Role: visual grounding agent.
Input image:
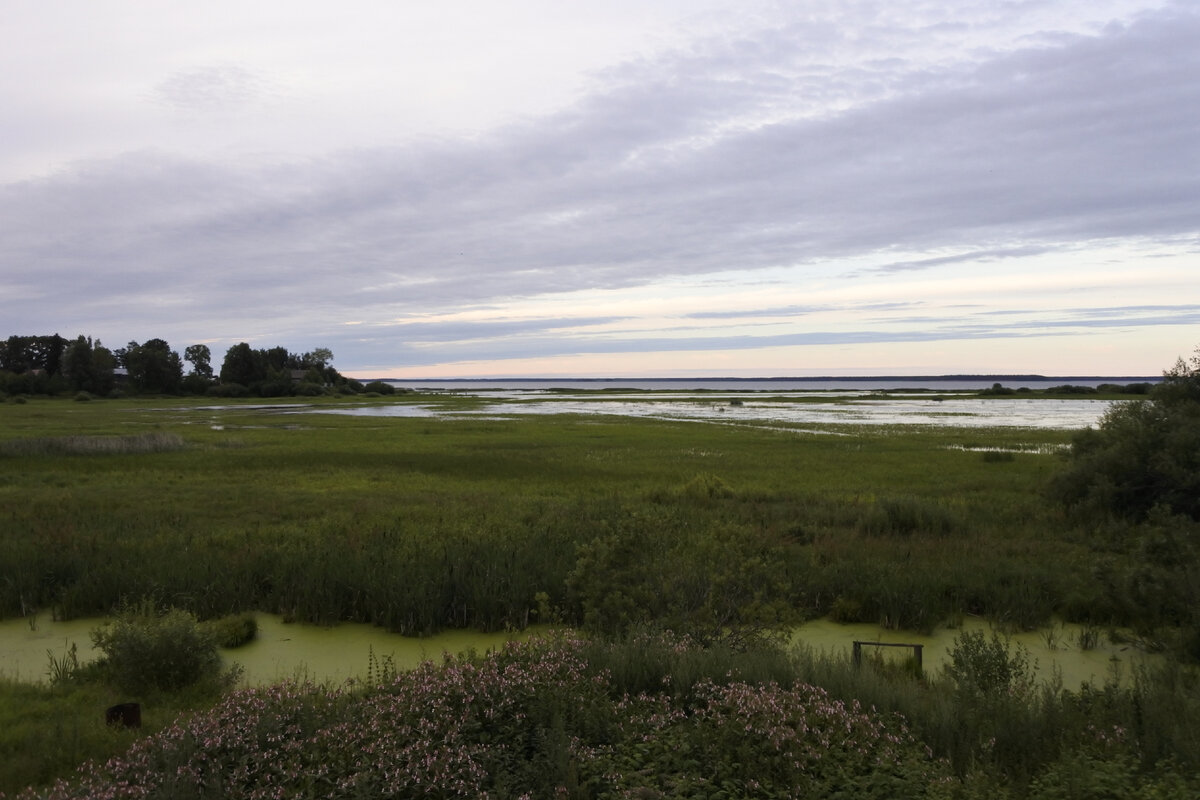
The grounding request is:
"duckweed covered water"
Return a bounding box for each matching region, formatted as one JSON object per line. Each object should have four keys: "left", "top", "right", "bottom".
{"left": 0, "top": 613, "right": 539, "bottom": 687}
{"left": 2, "top": 612, "right": 1156, "bottom": 689}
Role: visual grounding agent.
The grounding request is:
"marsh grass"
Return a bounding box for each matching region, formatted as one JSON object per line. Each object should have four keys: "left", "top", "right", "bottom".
{"left": 0, "top": 398, "right": 1087, "bottom": 635}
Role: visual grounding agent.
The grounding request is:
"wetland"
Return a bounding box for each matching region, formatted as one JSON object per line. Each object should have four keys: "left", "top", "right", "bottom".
{"left": 1, "top": 384, "right": 1197, "bottom": 798}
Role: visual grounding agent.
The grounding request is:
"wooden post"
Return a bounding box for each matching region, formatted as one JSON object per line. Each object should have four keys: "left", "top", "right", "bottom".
{"left": 851, "top": 641, "right": 923, "bottom": 673}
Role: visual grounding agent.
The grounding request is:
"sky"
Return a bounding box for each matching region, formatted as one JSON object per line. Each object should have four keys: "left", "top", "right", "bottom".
{"left": 2, "top": 0, "right": 1198, "bottom": 379}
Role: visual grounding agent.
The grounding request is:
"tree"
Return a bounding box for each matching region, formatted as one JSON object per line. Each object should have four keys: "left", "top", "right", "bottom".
{"left": 1051, "top": 346, "right": 1200, "bottom": 521}
{"left": 302, "top": 348, "right": 333, "bottom": 370}
{"left": 219, "top": 342, "right": 265, "bottom": 388}
{"left": 125, "top": 339, "right": 183, "bottom": 394}
{"left": 63, "top": 335, "right": 115, "bottom": 394}
{"left": 1, "top": 334, "right": 67, "bottom": 374}
{"left": 184, "top": 344, "right": 213, "bottom": 379}
{"left": 263, "top": 346, "right": 291, "bottom": 372}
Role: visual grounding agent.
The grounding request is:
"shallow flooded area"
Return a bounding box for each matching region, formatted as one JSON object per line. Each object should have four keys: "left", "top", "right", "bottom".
{"left": 308, "top": 392, "right": 1114, "bottom": 430}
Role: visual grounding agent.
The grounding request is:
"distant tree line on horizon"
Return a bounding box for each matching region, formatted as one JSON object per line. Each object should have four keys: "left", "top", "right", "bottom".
{"left": 0, "top": 333, "right": 397, "bottom": 398}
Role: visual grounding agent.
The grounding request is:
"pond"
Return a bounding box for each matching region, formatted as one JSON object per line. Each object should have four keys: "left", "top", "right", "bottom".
{"left": 1, "top": 613, "right": 1155, "bottom": 690}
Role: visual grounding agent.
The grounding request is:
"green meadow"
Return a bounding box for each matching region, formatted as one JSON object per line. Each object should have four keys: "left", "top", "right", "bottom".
{"left": 1, "top": 394, "right": 1198, "bottom": 797}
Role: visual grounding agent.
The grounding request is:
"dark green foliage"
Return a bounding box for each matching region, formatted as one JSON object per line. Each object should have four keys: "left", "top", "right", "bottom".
{"left": 1051, "top": 348, "right": 1200, "bottom": 522}
{"left": 0, "top": 334, "right": 67, "bottom": 375}
{"left": 361, "top": 379, "right": 396, "bottom": 394}
{"left": 183, "top": 344, "right": 212, "bottom": 379}
{"left": 62, "top": 336, "right": 115, "bottom": 395}
{"left": 219, "top": 342, "right": 264, "bottom": 387}
{"left": 124, "top": 339, "right": 184, "bottom": 394}
{"left": 219, "top": 342, "right": 348, "bottom": 397}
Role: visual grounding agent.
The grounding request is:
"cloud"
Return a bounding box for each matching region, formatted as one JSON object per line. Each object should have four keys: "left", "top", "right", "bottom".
{"left": 864, "top": 246, "right": 1058, "bottom": 275}
{"left": 1, "top": 1, "right": 1197, "bottom": 373}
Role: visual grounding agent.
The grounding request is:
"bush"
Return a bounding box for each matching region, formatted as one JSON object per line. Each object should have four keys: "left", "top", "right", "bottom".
{"left": 944, "top": 630, "right": 1034, "bottom": 698}
{"left": 89, "top": 601, "right": 230, "bottom": 694}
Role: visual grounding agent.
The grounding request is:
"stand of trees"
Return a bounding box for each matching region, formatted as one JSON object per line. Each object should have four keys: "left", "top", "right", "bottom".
{"left": 1051, "top": 346, "right": 1200, "bottom": 522}
{"left": 0, "top": 333, "right": 371, "bottom": 398}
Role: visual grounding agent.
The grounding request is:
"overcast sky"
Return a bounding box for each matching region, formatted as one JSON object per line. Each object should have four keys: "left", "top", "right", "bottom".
{"left": 3, "top": 0, "right": 1198, "bottom": 378}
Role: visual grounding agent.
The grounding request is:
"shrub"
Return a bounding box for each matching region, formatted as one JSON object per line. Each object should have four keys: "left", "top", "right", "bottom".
{"left": 944, "top": 630, "right": 1034, "bottom": 698}
{"left": 89, "top": 601, "right": 229, "bottom": 694}
{"left": 361, "top": 380, "right": 396, "bottom": 394}
{"left": 206, "top": 382, "right": 249, "bottom": 398}
{"left": 200, "top": 612, "right": 258, "bottom": 648}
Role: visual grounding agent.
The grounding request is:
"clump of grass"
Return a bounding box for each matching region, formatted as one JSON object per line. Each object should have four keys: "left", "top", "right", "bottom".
{"left": 200, "top": 612, "right": 258, "bottom": 648}
{"left": 0, "top": 432, "right": 184, "bottom": 457}
{"left": 859, "top": 495, "right": 961, "bottom": 537}
{"left": 677, "top": 472, "right": 735, "bottom": 500}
